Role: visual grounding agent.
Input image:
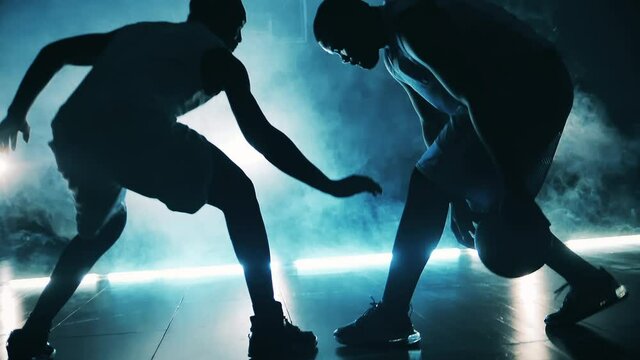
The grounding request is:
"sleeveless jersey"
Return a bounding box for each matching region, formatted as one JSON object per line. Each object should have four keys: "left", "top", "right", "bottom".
{"left": 53, "top": 21, "right": 226, "bottom": 131}
{"left": 382, "top": 0, "right": 467, "bottom": 116}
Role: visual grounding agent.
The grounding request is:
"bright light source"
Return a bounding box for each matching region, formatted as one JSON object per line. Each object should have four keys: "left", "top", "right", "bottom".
{"left": 220, "top": 140, "right": 265, "bottom": 168}
{"left": 9, "top": 277, "right": 51, "bottom": 288}
{"left": 9, "top": 274, "right": 99, "bottom": 289}
{"left": 80, "top": 273, "right": 101, "bottom": 285}
{"left": 106, "top": 264, "right": 244, "bottom": 283}
{"left": 5, "top": 234, "right": 640, "bottom": 286}
{"left": 0, "top": 155, "right": 9, "bottom": 176}
{"left": 1, "top": 284, "right": 23, "bottom": 333}
{"left": 566, "top": 234, "right": 640, "bottom": 251}
{"left": 294, "top": 248, "right": 464, "bottom": 272}
{"left": 430, "top": 248, "right": 462, "bottom": 260}
{"left": 294, "top": 253, "right": 392, "bottom": 272}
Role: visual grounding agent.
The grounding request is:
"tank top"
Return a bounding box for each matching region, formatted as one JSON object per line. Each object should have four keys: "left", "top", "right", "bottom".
{"left": 382, "top": 0, "right": 467, "bottom": 116}
{"left": 54, "top": 21, "right": 226, "bottom": 130}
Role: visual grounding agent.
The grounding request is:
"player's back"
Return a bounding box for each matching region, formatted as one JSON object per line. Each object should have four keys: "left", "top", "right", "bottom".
{"left": 53, "top": 21, "right": 226, "bottom": 133}
{"left": 394, "top": 0, "right": 560, "bottom": 79}
{"left": 435, "top": 0, "right": 560, "bottom": 74}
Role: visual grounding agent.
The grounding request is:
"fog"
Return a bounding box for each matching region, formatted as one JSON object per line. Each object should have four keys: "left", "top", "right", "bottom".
{"left": 0, "top": 0, "right": 637, "bottom": 275}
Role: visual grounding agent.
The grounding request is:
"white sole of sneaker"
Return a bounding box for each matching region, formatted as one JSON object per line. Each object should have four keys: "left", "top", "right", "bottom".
{"left": 335, "top": 329, "right": 422, "bottom": 347}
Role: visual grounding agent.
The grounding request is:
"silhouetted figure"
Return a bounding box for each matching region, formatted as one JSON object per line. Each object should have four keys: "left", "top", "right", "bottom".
{"left": 0, "top": 0, "right": 382, "bottom": 358}
{"left": 313, "top": 0, "right": 628, "bottom": 346}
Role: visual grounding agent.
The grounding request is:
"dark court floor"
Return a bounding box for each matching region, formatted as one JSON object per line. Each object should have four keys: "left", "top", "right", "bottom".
{"left": 1, "top": 246, "right": 639, "bottom": 360}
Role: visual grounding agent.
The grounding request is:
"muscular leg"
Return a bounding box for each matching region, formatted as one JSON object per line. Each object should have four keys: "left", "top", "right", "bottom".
{"left": 207, "top": 147, "right": 275, "bottom": 316}
{"left": 22, "top": 209, "right": 127, "bottom": 335}
{"left": 545, "top": 233, "right": 600, "bottom": 287}
{"left": 542, "top": 222, "right": 627, "bottom": 326}
{"left": 382, "top": 169, "right": 450, "bottom": 313}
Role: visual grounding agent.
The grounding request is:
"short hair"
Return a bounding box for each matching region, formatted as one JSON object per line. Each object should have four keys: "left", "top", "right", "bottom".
{"left": 189, "top": 0, "right": 246, "bottom": 27}
{"left": 313, "top": 0, "right": 370, "bottom": 42}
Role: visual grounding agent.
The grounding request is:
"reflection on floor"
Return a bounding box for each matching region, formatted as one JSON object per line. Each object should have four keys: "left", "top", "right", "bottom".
{"left": 1, "top": 248, "right": 639, "bottom": 360}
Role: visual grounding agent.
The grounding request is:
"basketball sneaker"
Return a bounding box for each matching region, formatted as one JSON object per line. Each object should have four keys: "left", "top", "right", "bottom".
{"left": 6, "top": 329, "right": 56, "bottom": 360}
{"left": 334, "top": 298, "right": 421, "bottom": 347}
{"left": 248, "top": 301, "right": 317, "bottom": 359}
{"left": 545, "top": 268, "right": 628, "bottom": 326}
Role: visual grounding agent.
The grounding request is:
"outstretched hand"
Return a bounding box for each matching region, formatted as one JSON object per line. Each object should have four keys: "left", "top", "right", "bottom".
{"left": 0, "top": 113, "right": 30, "bottom": 152}
{"left": 328, "top": 175, "right": 383, "bottom": 198}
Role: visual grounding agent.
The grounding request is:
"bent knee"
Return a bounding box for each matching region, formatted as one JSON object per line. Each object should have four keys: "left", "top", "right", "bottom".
{"left": 79, "top": 205, "right": 127, "bottom": 244}
{"left": 100, "top": 207, "right": 127, "bottom": 241}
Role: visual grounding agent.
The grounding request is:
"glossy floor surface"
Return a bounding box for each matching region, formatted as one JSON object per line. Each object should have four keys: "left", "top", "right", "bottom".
{"left": 1, "top": 247, "right": 639, "bottom": 360}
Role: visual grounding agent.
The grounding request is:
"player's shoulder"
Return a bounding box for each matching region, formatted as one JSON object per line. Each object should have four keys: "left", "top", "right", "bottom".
{"left": 202, "top": 47, "right": 238, "bottom": 67}
{"left": 103, "top": 21, "right": 174, "bottom": 40}
{"left": 391, "top": 1, "right": 450, "bottom": 51}
{"left": 201, "top": 48, "right": 246, "bottom": 80}
{"left": 115, "top": 21, "right": 171, "bottom": 32}
{"left": 392, "top": 0, "right": 446, "bottom": 35}
{"left": 200, "top": 48, "right": 249, "bottom": 94}
{"left": 116, "top": 21, "right": 214, "bottom": 37}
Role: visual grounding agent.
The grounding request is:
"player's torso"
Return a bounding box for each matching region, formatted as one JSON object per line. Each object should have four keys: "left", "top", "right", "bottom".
{"left": 439, "top": 0, "right": 559, "bottom": 69}
{"left": 384, "top": 46, "right": 467, "bottom": 116}
{"left": 57, "top": 21, "right": 226, "bottom": 124}
{"left": 383, "top": 0, "right": 467, "bottom": 115}
{"left": 383, "top": 0, "right": 561, "bottom": 114}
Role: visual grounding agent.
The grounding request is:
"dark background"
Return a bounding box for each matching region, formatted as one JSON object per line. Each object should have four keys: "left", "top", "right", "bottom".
{"left": 0, "top": 0, "right": 638, "bottom": 275}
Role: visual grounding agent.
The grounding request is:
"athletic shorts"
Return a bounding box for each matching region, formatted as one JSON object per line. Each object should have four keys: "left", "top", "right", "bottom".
{"left": 416, "top": 115, "right": 561, "bottom": 213}
{"left": 50, "top": 120, "right": 215, "bottom": 238}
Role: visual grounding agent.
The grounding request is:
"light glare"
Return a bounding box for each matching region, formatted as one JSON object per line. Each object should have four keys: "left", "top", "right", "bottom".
{"left": 9, "top": 274, "right": 99, "bottom": 289}
{"left": 294, "top": 253, "right": 392, "bottom": 271}
{"left": 294, "top": 248, "right": 463, "bottom": 272}
{"left": 0, "top": 155, "right": 8, "bottom": 176}
{"left": 4, "top": 234, "right": 639, "bottom": 286}
{"left": 107, "top": 264, "right": 244, "bottom": 283}
{"left": 565, "top": 234, "right": 640, "bottom": 251}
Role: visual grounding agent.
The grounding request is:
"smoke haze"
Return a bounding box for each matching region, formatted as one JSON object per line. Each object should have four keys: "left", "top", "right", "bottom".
{"left": 0, "top": 0, "right": 638, "bottom": 275}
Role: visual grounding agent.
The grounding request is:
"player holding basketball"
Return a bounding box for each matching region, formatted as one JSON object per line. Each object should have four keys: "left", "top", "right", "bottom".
{"left": 313, "top": 0, "right": 628, "bottom": 346}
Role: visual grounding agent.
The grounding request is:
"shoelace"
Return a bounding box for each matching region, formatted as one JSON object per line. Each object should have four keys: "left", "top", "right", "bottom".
{"left": 362, "top": 296, "right": 413, "bottom": 318}
{"left": 283, "top": 316, "right": 303, "bottom": 332}
{"left": 369, "top": 296, "right": 381, "bottom": 308}
{"left": 248, "top": 316, "right": 301, "bottom": 340}
{"left": 360, "top": 296, "right": 382, "bottom": 317}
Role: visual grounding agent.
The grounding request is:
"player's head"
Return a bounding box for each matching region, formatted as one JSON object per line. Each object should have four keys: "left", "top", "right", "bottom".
{"left": 314, "top": 0, "right": 386, "bottom": 69}
{"left": 189, "top": 0, "right": 246, "bottom": 51}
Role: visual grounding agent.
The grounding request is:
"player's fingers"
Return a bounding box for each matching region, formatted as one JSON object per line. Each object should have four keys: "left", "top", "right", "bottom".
{"left": 358, "top": 176, "right": 382, "bottom": 195}
{"left": 361, "top": 181, "right": 378, "bottom": 196}
{"left": 22, "top": 124, "right": 31, "bottom": 143}
{"left": 10, "top": 132, "right": 18, "bottom": 151}
{"left": 0, "top": 132, "right": 7, "bottom": 148}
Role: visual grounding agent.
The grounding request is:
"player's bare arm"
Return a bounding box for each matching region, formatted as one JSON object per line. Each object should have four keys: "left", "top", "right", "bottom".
{"left": 203, "top": 48, "right": 382, "bottom": 198}
{"left": 400, "top": 81, "right": 476, "bottom": 245}
{"left": 397, "top": 4, "right": 475, "bottom": 106}
{"left": 0, "top": 32, "right": 115, "bottom": 151}
{"left": 399, "top": 83, "right": 449, "bottom": 147}
{"left": 398, "top": 5, "right": 518, "bottom": 191}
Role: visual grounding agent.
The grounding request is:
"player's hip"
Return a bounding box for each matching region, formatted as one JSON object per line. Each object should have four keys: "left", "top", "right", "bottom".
{"left": 50, "top": 122, "right": 216, "bottom": 214}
